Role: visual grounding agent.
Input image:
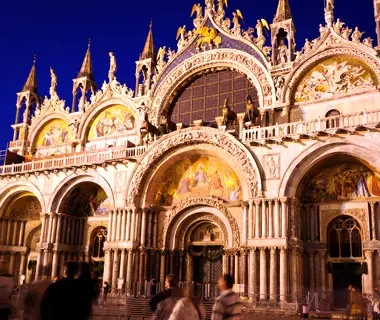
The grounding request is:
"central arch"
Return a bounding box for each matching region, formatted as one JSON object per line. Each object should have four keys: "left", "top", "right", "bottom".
{"left": 126, "top": 127, "right": 262, "bottom": 206}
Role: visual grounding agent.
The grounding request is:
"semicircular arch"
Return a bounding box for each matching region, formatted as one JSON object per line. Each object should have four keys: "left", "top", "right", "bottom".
{"left": 283, "top": 47, "right": 380, "bottom": 105}
{"left": 48, "top": 172, "right": 115, "bottom": 213}
{"left": 279, "top": 139, "right": 380, "bottom": 198}
{"left": 78, "top": 97, "right": 141, "bottom": 143}
{"left": 150, "top": 48, "right": 275, "bottom": 126}
{"left": 0, "top": 181, "right": 46, "bottom": 216}
{"left": 126, "top": 127, "right": 262, "bottom": 206}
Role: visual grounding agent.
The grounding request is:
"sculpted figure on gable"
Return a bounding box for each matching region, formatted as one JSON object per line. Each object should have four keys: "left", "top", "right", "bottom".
{"left": 295, "top": 56, "right": 377, "bottom": 103}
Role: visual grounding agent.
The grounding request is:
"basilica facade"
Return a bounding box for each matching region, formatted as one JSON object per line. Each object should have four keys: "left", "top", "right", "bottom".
{"left": 1, "top": 0, "right": 380, "bottom": 311}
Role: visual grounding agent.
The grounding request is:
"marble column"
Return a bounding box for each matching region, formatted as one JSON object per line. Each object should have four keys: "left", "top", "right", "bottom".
{"left": 270, "top": 248, "right": 277, "bottom": 301}
{"left": 314, "top": 205, "right": 319, "bottom": 241}
{"left": 130, "top": 209, "right": 136, "bottom": 242}
{"left": 291, "top": 248, "right": 299, "bottom": 300}
{"left": 280, "top": 248, "right": 288, "bottom": 302}
{"left": 6, "top": 220, "right": 12, "bottom": 245}
{"left": 186, "top": 253, "right": 193, "bottom": 282}
{"left": 141, "top": 209, "right": 147, "bottom": 246}
{"left": 242, "top": 202, "right": 248, "bottom": 244}
{"left": 281, "top": 198, "right": 288, "bottom": 238}
{"left": 125, "top": 209, "right": 131, "bottom": 241}
{"left": 262, "top": 200, "right": 267, "bottom": 238}
{"left": 112, "top": 249, "right": 120, "bottom": 291}
{"left": 160, "top": 252, "right": 166, "bottom": 288}
{"left": 103, "top": 249, "right": 112, "bottom": 284}
{"left": 19, "top": 253, "right": 27, "bottom": 284}
{"left": 248, "top": 200, "right": 254, "bottom": 239}
{"left": 152, "top": 212, "right": 157, "bottom": 248}
{"left": 55, "top": 215, "right": 62, "bottom": 244}
{"left": 242, "top": 251, "right": 248, "bottom": 296}
{"left": 274, "top": 199, "right": 280, "bottom": 238}
{"left": 268, "top": 200, "right": 274, "bottom": 238}
{"left": 12, "top": 221, "right": 18, "bottom": 245}
{"left": 0, "top": 219, "right": 6, "bottom": 244}
{"left": 234, "top": 253, "right": 239, "bottom": 285}
{"left": 126, "top": 250, "right": 134, "bottom": 292}
{"left": 51, "top": 251, "right": 60, "bottom": 279}
{"left": 259, "top": 248, "right": 267, "bottom": 300}
{"left": 254, "top": 200, "right": 261, "bottom": 238}
{"left": 40, "top": 214, "right": 47, "bottom": 243}
{"left": 370, "top": 202, "right": 377, "bottom": 240}
{"left": 309, "top": 251, "right": 315, "bottom": 292}
{"left": 147, "top": 211, "right": 152, "bottom": 247}
{"left": 249, "top": 249, "right": 257, "bottom": 299}
{"left": 222, "top": 255, "right": 228, "bottom": 274}
{"left": 319, "top": 250, "right": 327, "bottom": 297}
{"left": 35, "top": 250, "right": 43, "bottom": 281}
{"left": 115, "top": 211, "right": 121, "bottom": 241}
{"left": 50, "top": 214, "right": 57, "bottom": 245}
{"left": 9, "top": 253, "right": 16, "bottom": 275}
{"left": 107, "top": 211, "right": 113, "bottom": 242}
{"left": 119, "top": 249, "right": 126, "bottom": 281}
{"left": 47, "top": 215, "right": 53, "bottom": 244}
{"left": 61, "top": 216, "right": 67, "bottom": 244}
{"left": 365, "top": 250, "right": 374, "bottom": 294}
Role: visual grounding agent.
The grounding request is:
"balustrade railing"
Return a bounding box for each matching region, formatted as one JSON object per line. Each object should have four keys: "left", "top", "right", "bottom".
{"left": 243, "top": 109, "right": 380, "bottom": 143}
{"left": 0, "top": 146, "right": 147, "bottom": 176}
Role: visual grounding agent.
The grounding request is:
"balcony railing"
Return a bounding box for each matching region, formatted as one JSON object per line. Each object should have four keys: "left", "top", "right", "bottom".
{"left": 0, "top": 146, "right": 147, "bottom": 176}
{"left": 243, "top": 109, "right": 380, "bottom": 143}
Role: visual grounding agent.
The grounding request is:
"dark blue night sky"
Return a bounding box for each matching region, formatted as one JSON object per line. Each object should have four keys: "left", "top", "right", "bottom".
{"left": 0, "top": 0, "right": 376, "bottom": 151}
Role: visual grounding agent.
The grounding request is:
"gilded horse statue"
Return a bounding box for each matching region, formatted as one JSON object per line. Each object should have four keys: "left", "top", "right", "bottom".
{"left": 196, "top": 27, "right": 222, "bottom": 50}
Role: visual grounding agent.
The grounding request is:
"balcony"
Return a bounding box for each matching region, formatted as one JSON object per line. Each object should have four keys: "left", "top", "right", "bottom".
{"left": 243, "top": 109, "right": 380, "bottom": 144}
{"left": 0, "top": 146, "right": 147, "bottom": 176}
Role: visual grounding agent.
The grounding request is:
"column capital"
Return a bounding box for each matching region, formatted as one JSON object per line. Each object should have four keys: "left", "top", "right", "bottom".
{"left": 280, "top": 247, "right": 288, "bottom": 253}
{"left": 260, "top": 247, "right": 267, "bottom": 253}
{"left": 254, "top": 199, "right": 262, "bottom": 206}
{"left": 369, "top": 201, "right": 377, "bottom": 208}
{"left": 270, "top": 248, "right": 277, "bottom": 255}
{"left": 280, "top": 197, "right": 289, "bottom": 204}
{"left": 365, "top": 250, "right": 374, "bottom": 258}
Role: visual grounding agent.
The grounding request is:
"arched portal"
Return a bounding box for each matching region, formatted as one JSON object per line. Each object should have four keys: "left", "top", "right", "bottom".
{"left": 0, "top": 191, "right": 42, "bottom": 282}
{"left": 89, "top": 226, "right": 107, "bottom": 279}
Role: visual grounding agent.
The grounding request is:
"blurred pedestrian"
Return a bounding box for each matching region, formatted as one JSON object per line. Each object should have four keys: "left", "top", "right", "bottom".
{"left": 211, "top": 274, "right": 242, "bottom": 320}
{"left": 102, "top": 282, "right": 110, "bottom": 307}
{"left": 149, "top": 274, "right": 183, "bottom": 320}
{"left": 150, "top": 279, "right": 157, "bottom": 297}
{"left": 169, "top": 286, "right": 204, "bottom": 320}
{"left": 40, "top": 261, "right": 78, "bottom": 320}
{"left": 0, "top": 260, "right": 14, "bottom": 320}
{"left": 23, "top": 274, "right": 51, "bottom": 320}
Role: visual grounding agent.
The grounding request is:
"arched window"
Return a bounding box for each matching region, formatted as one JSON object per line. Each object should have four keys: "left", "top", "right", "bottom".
{"left": 328, "top": 216, "right": 362, "bottom": 258}
{"left": 325, "top": 109, "right": 341, "bottom": 129}
{"left": 92, "top": 227, "right": 107, "bottom": 259}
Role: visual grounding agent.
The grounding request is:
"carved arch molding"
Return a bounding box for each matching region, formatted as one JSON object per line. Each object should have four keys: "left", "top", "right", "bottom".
{"left": 151, "top": 49, "right": 275, "bottom": 125}
{"left": 126, "top": 127, "right": 261, "bottom": 206}
{"left": 284, "top": 47, "right": 380, "bottom": 104}
{"left": 163, "top": 197, "right": 240, "bottom": 248}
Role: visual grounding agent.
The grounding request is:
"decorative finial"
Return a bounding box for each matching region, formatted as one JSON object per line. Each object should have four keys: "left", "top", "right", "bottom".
{"left": 33, "top": 54, "right": 37, "bottom": 64}
{"left": 150, "top": 19, "right": 153, "bottom": 29}
{"left": 88, "top": 38, "right": 91, "bottom": 48}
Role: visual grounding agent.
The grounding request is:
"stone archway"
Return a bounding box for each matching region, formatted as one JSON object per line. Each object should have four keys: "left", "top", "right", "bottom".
{"left": 151, "top": 48, "right": 275, "bottom": 125}
{"left": 126, "top": 127, "right": 262, "bottom": 206}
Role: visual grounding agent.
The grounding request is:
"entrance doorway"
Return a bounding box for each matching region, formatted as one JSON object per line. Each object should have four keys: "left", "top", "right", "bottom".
{"left": 331, "top": 263, "right": 362, "bottom": 308}
{"left": 192, "top": 246, "right": 223, "bottom": 284}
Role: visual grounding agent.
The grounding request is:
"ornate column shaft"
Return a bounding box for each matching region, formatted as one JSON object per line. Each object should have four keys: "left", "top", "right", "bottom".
{"left": 112, "top": 249, "right": 120, "bottom": 291}
{"left": 248, "top": 200, "right": 254, "bottom": 239}
{"left": 254, "top": 201, "right": 261, "bottom": 238}
{"left": 249, "top": 249, "right": 257, "bottom": 299}
{"left": 40, "top": 214, "right": 47, "bottom": 243}
{"left": 274, "top": 199, "right": 280, "bottom": 238}
{"left": 365, "top": 250, "right": 374, "bottom": 294}
{"left": 130, "top": 209, "right": 136, "bottom": 242}
{"left": 141, "top": 209, "right": 147, "bottom": 246}
{"left": 259, "top": 248, "right": 267, "bottom": 300}
{"left": 309, "top": 251, "right": 315, "bottom": 292}
{"left": 6, "top": 220, "right": 12, "bottom": 245}
{"left": 19, "top": 253, "right": 27, "bottom": 283}
{"left": 103, "top": 249, "right": 112, "bottom": 284}
{"left": 280, "top": 248, "right": 288, "bottom": 302}
{"left": 370, "top": 202, "right": 377, "bottom": 240}
{"left": 291, "top": 248, "right": 299, "bottom": 300}
{"left": 112, "top": 210, "right": 118, "bottom": 241}
{"left": 222, "top": 254, "right": 227, "bottom": 274}
{"left": 268, "top": 200, "right": 274, "bottom": 238}
{"left": 234, "top": 253, "right": 239, "bottom": 284}
{"left": 314, "top": 205, "right": 319, "bottom": 241}
{"left": 51, "top": 251, "right": 60, "bottom": 279}
{"left": 281, "top": 199, "right": 288, "bottom": 238}
{"left": 319, "top": 250, "right": 327, "bottom": 296}
{"left": 51, "top": 215, "right": 58, "bottom": 245}
{"left": 160, "top": 252, "right": 166, "bottom": 288}
{"left": 262, "top": 200, "right": 267, "bottom": 238}
{"left": 11, "top": 221, "right": 18, "bottom": 245}
{"left": 8, "top": 253, "right": 15, "bottom": 275}
{"left": 108, "top": 210, "right": 114, "bottom": 242}
{"left": 116, "top": 210, "right": 122, "bottom": 241}
{"left": 147, "top": 210, "right": 152, "bottom": 247}
{"left": 242, "top": 202, "right": 248, "bottom": 244}
{"left": 270, "top": 248, "right": 277, "bottom": 301}
{"left": 125, "top": 209, "right": 131, "bottom": 242}
{"left": 47, "top": 214, "right": 53, "bottom": 244}
{"left": 241, "top": 251, "right": 248, "bottom": 296}
{"left": 119, "top": 249, "right": 126, "bottom": 280}
{"left": 35, "top": 250, "right": 43, "bottom": 281}
{"left": 126, "top": 250, "right": 134, "bottom": 291}
{"left": 55, "top": 215, "right": 62, "bottom": 244}
{"left": 310, "top": 206, "right": 315, "bottom": 241}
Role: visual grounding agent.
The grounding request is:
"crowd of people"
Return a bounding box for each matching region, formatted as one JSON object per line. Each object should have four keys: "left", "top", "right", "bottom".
{"left": 149, "top": 273, "right": 243, "bottom": 320}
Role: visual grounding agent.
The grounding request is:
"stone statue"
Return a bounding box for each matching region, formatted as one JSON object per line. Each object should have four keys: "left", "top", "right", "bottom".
{"left": 176, "top": 25, "right": 187, "bottom": 50}
{"left": 203, "top": 226, "right": 214, "bottom": 241}
{"left": 244, "top": 95, "right": 259, "bottom": 126}
{"left": 191, "top": 3, "right": 203, "bottom": 20}
{"left": 333, "top": 19, "right": 345, "bottom": 35}
{"left": 242, "top": 27, "right": 255, "bottom": 42}
{"left": 50, "top": 67, "right": 57, "bottom": 93}
{"left": 158, "top": 114, "right": 176, "bottom": 136}
{"left": 256, "top": 19, "right": 263, "bottom": 38}
{"left": 363, "top": 37, "right": 373, "bottom": 47}
{"left": 218, "top": 0, "right": 227, "bottom": 13}
{"left": 205, "top": 0, "right": 214, "bottom": 11}
{"left": 274, "top": 76, "right": 285, "bottom": 101}
{"left": 276, "top": 40, "right": 288, "bottom": 64}
{"left": 303, "top": 38, "right": 312, "bottom": 53}
{"left": 157, "top": 46, "right": 166, "bottom": 72}
{"left": 167, "top": 48, "right": 176, "bottom": 61}
{"left": 325, "top": 0, "right": 334, "bottom": 12}
{"left": 232, "top": 10, "right": 243, "bottom": 31}
{"left": 319, "top": 24, "right": 327, "bottom": 38}
{"left": 341, "top": 27, "right": 352, "bottom": 40}
{"left": 108, "top": 52, "right": 117, "bottom": 82}
{"left": 351, "top": 27, "right": 364, "bottom": 43}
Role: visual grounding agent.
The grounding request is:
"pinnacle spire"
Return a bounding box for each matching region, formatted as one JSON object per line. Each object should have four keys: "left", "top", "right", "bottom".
{"left": 273, "top": 0, "right": 292, "bottom": 23}
{"left": 77, "top": 39, "right": 94, "bottom": 80}
{"left": 140, "top": 21, "right": 155, "bottom": 60}
{"left": 22, "top": 55, "right": 38, "bottom": 93}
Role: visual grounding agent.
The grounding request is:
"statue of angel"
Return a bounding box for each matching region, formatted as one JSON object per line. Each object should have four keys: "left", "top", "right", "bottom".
{"left": 50, "top": 67, "right": 57, "bottom": 93}
{"left": 191, "top": 3, "right": 203, "bottom": 20}
{"left": 205, "top": 0, "right": 214, "bottom": 11}
{"left": 218, "top": 0, "right": 228, "bottom": 13}
{"left": 363, "top": 37, "right": 373, "bottom": 47}
{"left": 351, "top": 27, "right": 364, "bottom": 43}
{"left": 157, "top": 46, "right": 166, "bottom": 71}
{"left": 319, "top": 24, "right": 327, "bottom": 38}
{"left": 325, "top": 0, "right": 334, "bottom": 12}
{"left": 341, "top": 27, "right": 352, "bottom": 40}
{"left": 176, "top": 25, "right": 187, "bottom": 50}
{"left": 167, "top": 48, "right": 176, "bottom": 61}
{"left": 303, "top": 38, "right": 312, "bottom": 53}
{"left": 108, "top": 52, "right": 117, "bottom": 82}
{"left": 333, "top": 18, "right": 344, "bottom": 35}
{"left": 232, "top": 10, "right": 243, "bottom": 30}
{"left": 256, "top": 19, "right": 269, "bottom": 39}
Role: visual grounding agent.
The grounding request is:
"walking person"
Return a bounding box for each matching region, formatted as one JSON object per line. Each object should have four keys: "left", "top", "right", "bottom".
{"left": 0, "top": 260, "right": 14, "bottom": 320}
{"left": 211, "top": 274, "right": 243, "bottom": 320}
{"left": 149, "top": 274, "right": 183, "bottom": 320}
{"left": 169, "top": 286, "right": 205, "bottom": 320}
{"left": 102, "top": 281, "right": 110, "bottom": 307}
{"left": 40, "top": 261, "right": 78, "bottom": 320}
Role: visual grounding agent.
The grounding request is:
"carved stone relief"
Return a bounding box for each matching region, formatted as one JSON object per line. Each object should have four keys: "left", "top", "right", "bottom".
{"left": 262, "top": 154, "right": 280, "bottom": 180}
